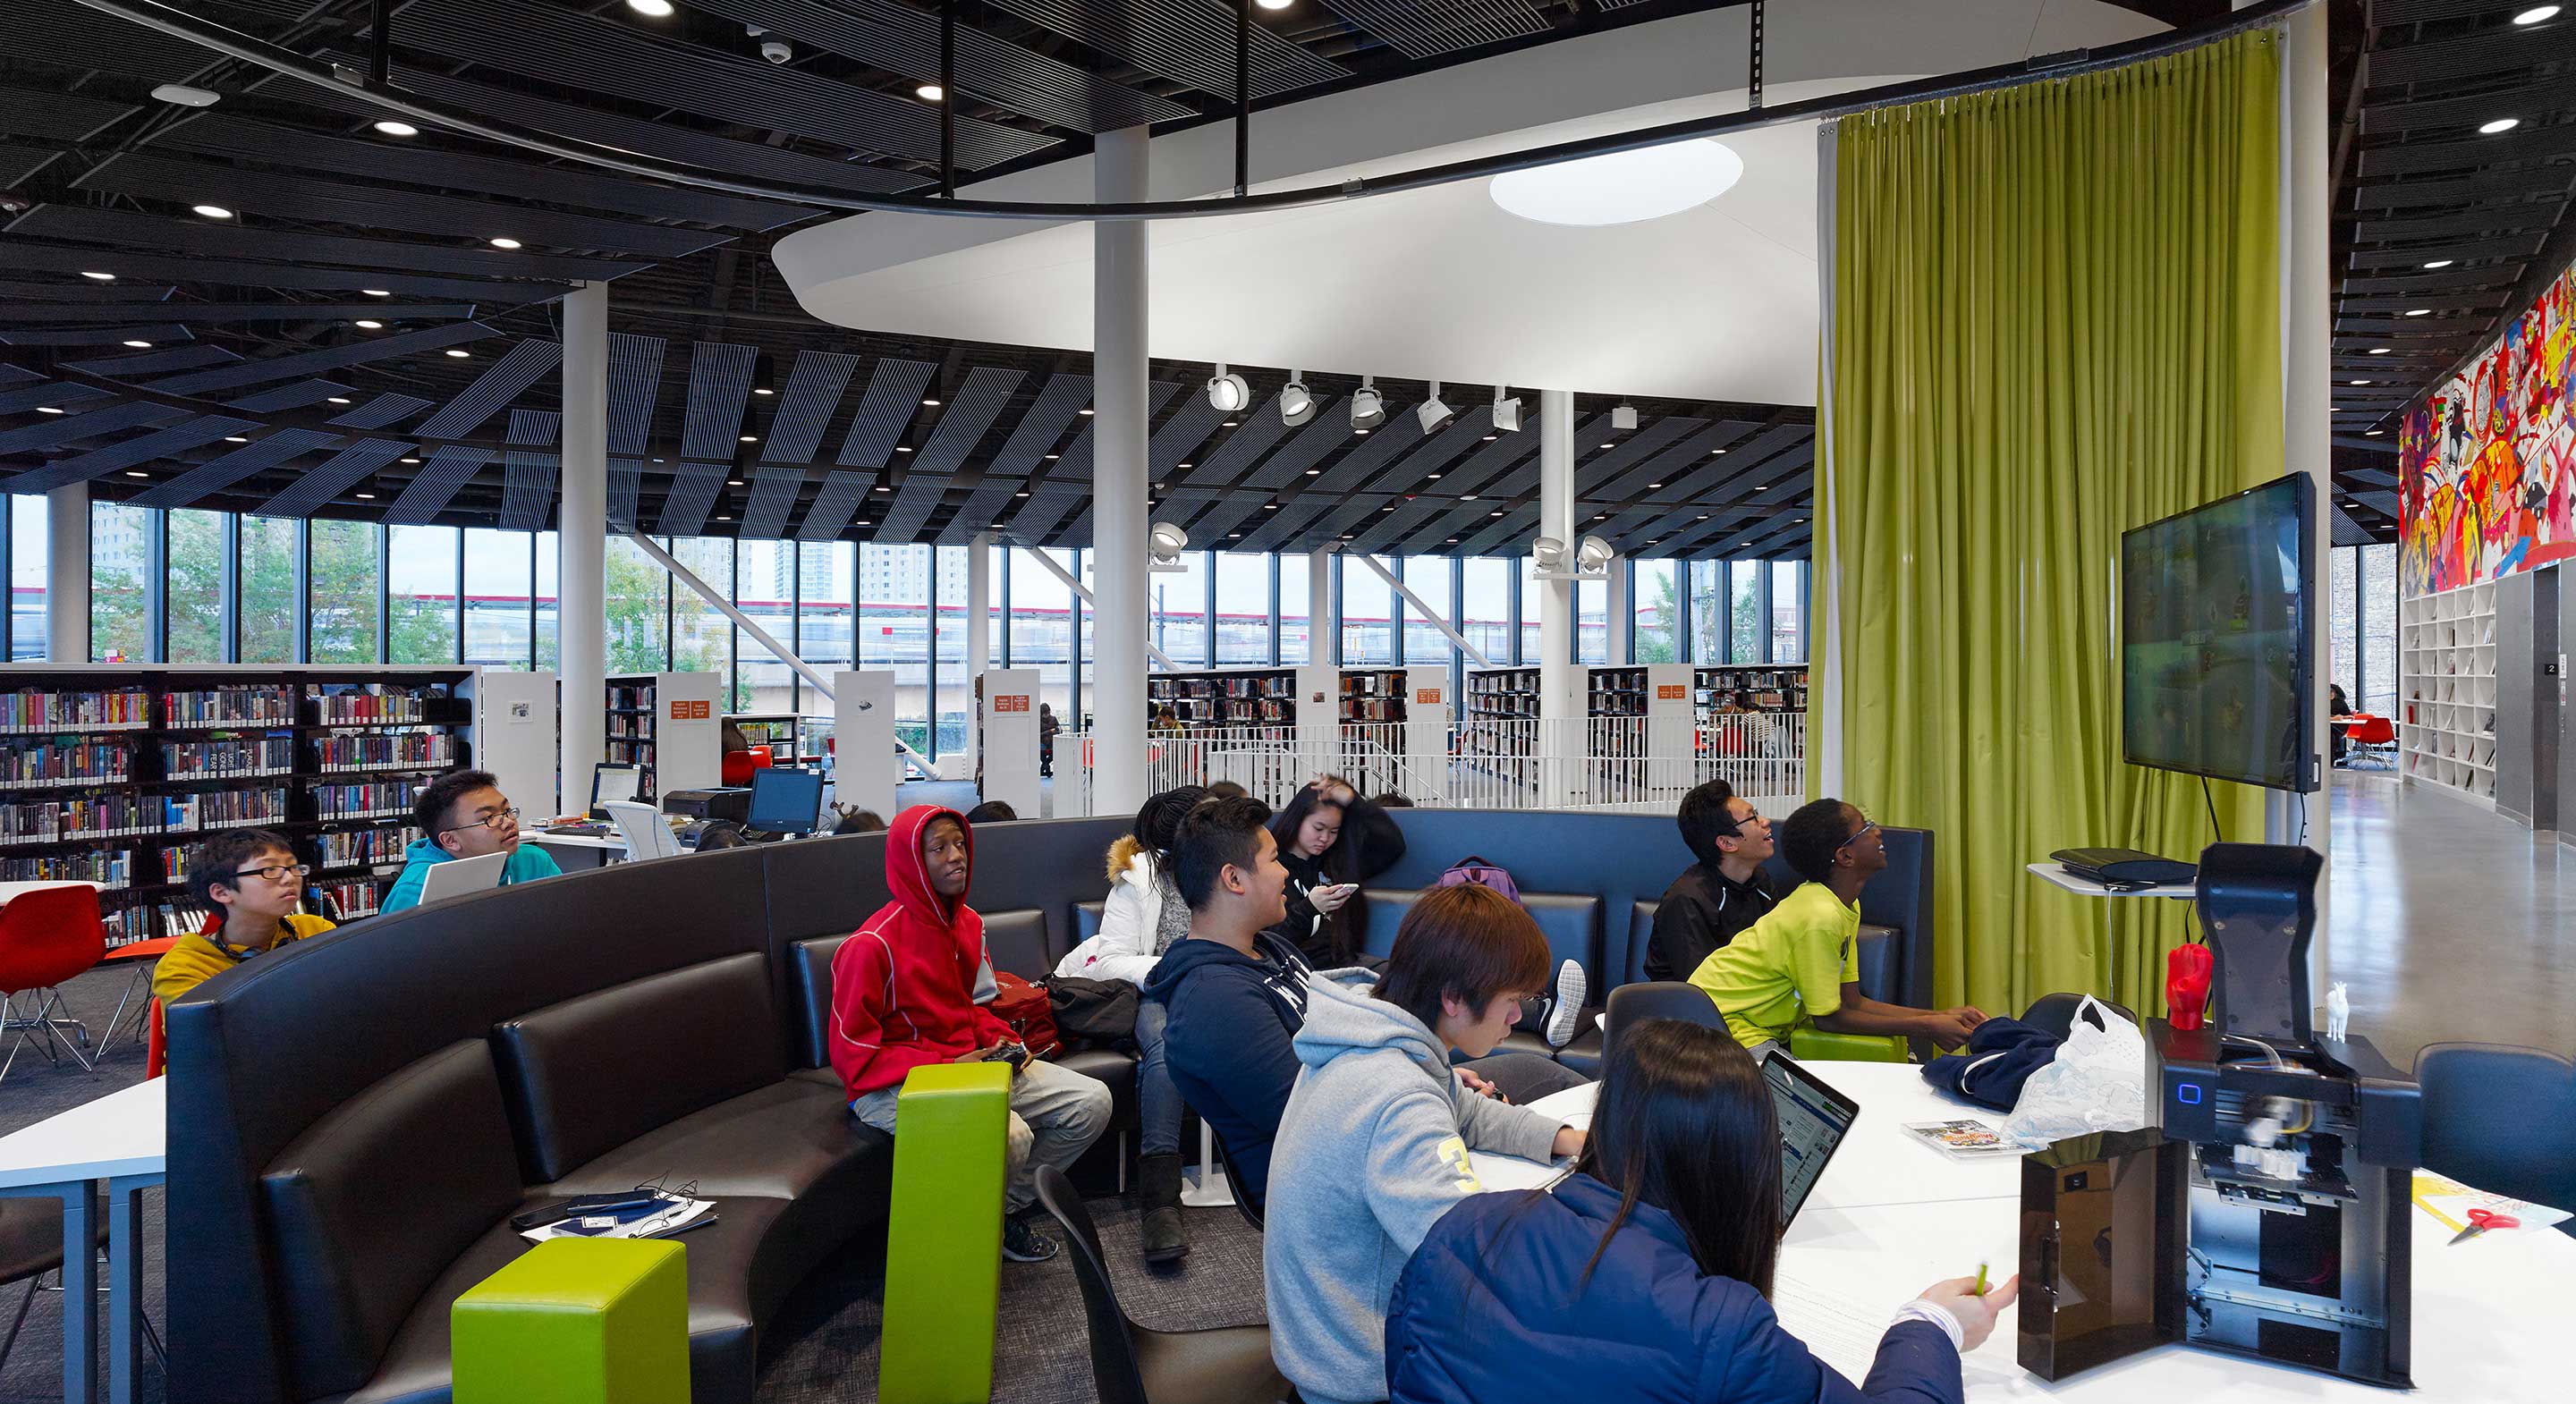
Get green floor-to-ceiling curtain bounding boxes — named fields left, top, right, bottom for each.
left=1820, top=29, right=2280, bottom=1019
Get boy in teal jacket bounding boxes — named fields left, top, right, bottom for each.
left=379, top=769, right=562, bottom=915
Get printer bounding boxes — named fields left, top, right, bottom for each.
left=662, top=787, right=750, bottom=826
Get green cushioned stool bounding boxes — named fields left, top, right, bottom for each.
left=880, top=1061, right=1013, bottom=1404
left=452, top=1237, right=690, bottom=1404
left=1789, top=1027, right=1911, bottom=1063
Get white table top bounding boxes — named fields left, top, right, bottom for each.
left=0, top=879, right=106, bottom=905
left=2025, top=863, right=2195, bottom=900
left=526, top=832, right=628, bottom=851
left=1479, top=1061, right=2023, bottom=1211
left=0, top=1077, right=165, bottom=1189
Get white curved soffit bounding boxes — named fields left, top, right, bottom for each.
left=775, top=0, right=2167, bottom=406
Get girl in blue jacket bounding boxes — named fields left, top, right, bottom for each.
left=1385, top=1019, right=2019, bottom=1404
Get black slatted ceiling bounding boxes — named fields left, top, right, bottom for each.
left=129, top=427, right=340, bottom=511
left=835, top=359, right=940, bottom=469
left=793, top=471, right=872, bottom=543
left=1373, top=411, right=1508, bottom=495
left=0, top=0, right=221, bottom=83
left=980, top=0, right=1348, bottom=99
left=607, top=459, right=644, bottom=531
left=0, top=239, right=571, bottom=301
left=0, top=324, right=193, bottom=345
left=1598, top=420, right=1747, bottom=500
left=608, top=334, right=668, bottom=458
left=0, top=401, right=188, bottom=456
left=255, top=439, right=411, bottom=518
left=0, top=382, right=112, bottom=415
left=1246, top=408, right=1375, bottom=489
left=383, top=444, right=497, bottom=525
left=1311, top=408, right=1432, bottom=493
left=0, top=278, right=176, bottom=303
left=914, top=368, right=1027, bottom=475
left=411, top=341, right=564, bottom=442
left=0, top=82, right=138, bottom=140
left=10, top=207, right=648, bottom=283
left=1145, top=393, right=1232, bottom=478
left=499, top=410, right=561, bottom=532
left=64, top=345, right=237, bottom=376
left=146, top=323, right=496, bottom=396
left=760, top=351, right=861, bottom=465
left=656, top=462, right=731, bottom=537
left=12, top=412, right=262, bottom=494
left=1182, top=391, right=1304, bottom=487
left=739, top=466, right=808, bottom=540
left=227, top=381, right=355, bottom=414
left=681, top=342, right=759, bottom=461
left=332, top=393, right=435, bottom=431
left=1318, top=0, right=1552, bottom=60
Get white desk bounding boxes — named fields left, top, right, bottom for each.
left=526, top=831, right=627, bottom=871
left=0, top=879, right=107, bottom=906
left=1478, top=1062, right=2023, bottom=1210
left=0, top=1076, right=165, bottom=1404
left=2025, top=863, right=2194, bottom=901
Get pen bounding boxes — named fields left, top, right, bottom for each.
left=1974, top=1262, right=1989, bottom=1297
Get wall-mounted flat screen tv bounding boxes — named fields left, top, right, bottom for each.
left=2120, top=473, right=2317, bottom=793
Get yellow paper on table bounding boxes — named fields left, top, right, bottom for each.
left=2411, top=1171, right=2572, bottom=1235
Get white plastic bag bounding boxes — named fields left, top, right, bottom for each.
left=2002, top=995, right=2150, bottom=1149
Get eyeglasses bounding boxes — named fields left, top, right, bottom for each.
left=1716, top=808, right=1767, bottom=836
left=1837, top=821, right=1881, bottom=850
left=229, top=863, right=310, bottom=884
left=440, top=807, right=521, bottom=835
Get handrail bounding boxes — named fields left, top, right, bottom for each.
left=72, top=0, right=2310, bottom=224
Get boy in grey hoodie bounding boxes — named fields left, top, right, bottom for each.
left=1265, top=886, right=1588, bottom=1404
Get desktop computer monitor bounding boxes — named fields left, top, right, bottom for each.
left=745, top=766, right=826, bottom=837
left=589, top=764, right=641, bottom=819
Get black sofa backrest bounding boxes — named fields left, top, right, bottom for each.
left=257, top=1038, right=527, bottom=1400
left=492, top=952, right=788, bottom=1185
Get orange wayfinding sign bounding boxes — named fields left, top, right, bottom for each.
left=1657, top=684, right=1687, bottom=701
left=994, top=695, right=1031, bottom=713
left=669, top=699, right=711, bottom=720
left=1415, top=688, right=1443, bottom=706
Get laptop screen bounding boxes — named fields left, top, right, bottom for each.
left=590, top=765, right=640, bottom=811
left=1764, top=1052, right=1862, bottom=1224
left=746, top=766, right=825, bottom=835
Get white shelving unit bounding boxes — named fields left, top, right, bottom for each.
left=2399, top=579, right=2497, bottom=807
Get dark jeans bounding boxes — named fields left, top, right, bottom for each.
left=1456, top=1051, right=1589, bottom=1103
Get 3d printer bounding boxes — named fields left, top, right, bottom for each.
left=2019, top=843, right=2422, bottom=1387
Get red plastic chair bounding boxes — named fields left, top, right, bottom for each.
left=2346, top=714, right=2399, bottom=769
left=720, top=744, right=774, bottom=787
left=0, top=885, right=108, bottom=1084
left=146, top=998, right=165, bottom=1081
left=91, top=935, right=179, bottom=1063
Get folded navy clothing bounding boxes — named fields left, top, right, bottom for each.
left=1921, top=1016, right=2063, bottom=1112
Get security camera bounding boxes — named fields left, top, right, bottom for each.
left=760, top=38, right=792, bottom=64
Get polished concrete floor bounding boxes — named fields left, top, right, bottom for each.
left=2325, top=770, right=2575, bottom=1061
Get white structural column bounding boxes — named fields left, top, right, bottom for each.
left=1309, top=546, right=1336, bottom=665
left=1537, top=390, right=1580, bottom=798
left=46, top=481, right=87, bottom=662
left=962, top=530, right=993, bottom=775
left=560, top=282, right=609, bottom=799
left=2275, top=0, right=2333, bottom=995
left=1090, top=126, right=1152, bottom=817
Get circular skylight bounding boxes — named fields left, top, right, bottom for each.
left=1489, top=140, right=1744, bottom=226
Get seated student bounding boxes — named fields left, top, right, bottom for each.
left=963, top=799, right=1018, bottom=825
left=1689, top=799, right=1986, bottom=1053
left=379, top=769, right=563, bottom=916
left=1267, top=774, right=1405, bottom=968
left=1203, top=780, right=1250, bottom=801
left=1055, top=785, right=1209, bottom=1264
left=1385, top=1018, right=2015, bottom=1404
left=830, top=806, right=888, bottom=835
left=153, top=829, right=336, bottom=1002
left=829, top=806, right=1111, bottom=1264
left=1266, top=884, right=1589, bottom=1404
left=1644, top=779, right=1785, bottom=983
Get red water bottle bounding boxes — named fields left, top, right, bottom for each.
left=2166, top=943, right=2214, bottom=1031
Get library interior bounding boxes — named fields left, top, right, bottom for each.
left=0, top=2, right=2571, bottom=1404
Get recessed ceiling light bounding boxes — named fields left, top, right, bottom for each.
left=2422, top=259, right=2453, bottom=269
left=373, top=120, right=419, bottom=137
left=1697, top=514, right=1708, bottom=520
left=752, top=386, right=774, bottom=396
left=152, top=83, right=220, bottom=107
left=626, top=0, right=674, bottom=14
left=741, top=435, right=760, bottom=444
left=1265, top=503, right=1279, bottom=510
left=1078, top=408, right=1094, bottom=416
left=1307, top=468, right=1321, bottom=475
left=2364, top=429, right=2384, bottom=436
left=652, top=458, right=665, bottom=463
left=123, top=469, right=149, bottom=478
left=1428, top=473, right=1443, bottom=480
left=894, top=445, right=911, bottom=452
left=1231, top=532, right=1243, bottom=538
left=1016, top=492, right=1030, bottom=498
left=917, top=83, right=945, bottom=102
left=1648, top=482, right=1662, bottom=489
left=362, top=288, right=391, bottom=296
left=1044, top=453, right=1059, bottom=460
left=191, top=204, right=233, bottom=219
left=1177, top=462, right=1193, bottom=469
left=80, top=270, right=114, bottom=282
left=716, top=515, right=731, bottom=521
left=122, top=339, right=152, bottom=348
left=1482, top=435, right=1497, bottom=442
left=2351, top=380, right=2372, bottom=386
left=1490, top=511, right=1504, bottom=517
left=2479, top=117, right=2521, bottom=135
left=2515, top=6, right=2561, bottom=23
left=2406, top=309, right=2430, bottom=317
left=1355, top=428, right=1370, bottom=436
left=1492, top=140, right=1744, bottom=225
left=1221, top=421, right=1238, bottom=428
left=356, top=492, right=376, bottom=499
left=326, top=396, right=352, bottom=404
left=489, top=237, right=522, bottom=249
left=2368, top=347, right=2390, bottom=354
left=1258, top=0, right=1293, bottom=10
left=726, top=478, right=745, bottom=486
left=876, top=486, right=891, bottom=493
left=35, top=406, right=62, bottom=414
left=922, top=397, right=941, bottom=406
left=1446, top=537, right=1459, bottom=544
left=401, top=456, right=420, bottom=463
left=354, top=319, right=382, bottom=329
left=1462, top=495, right=1479, bottom=502
left=446, top=348, right=470, bottom=357
left=224, top=436, right=247, bottom=443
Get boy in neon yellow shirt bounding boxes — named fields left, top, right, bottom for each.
left=1688, top=799, right=1986, bottom=1052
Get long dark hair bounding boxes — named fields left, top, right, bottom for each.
left=1136, top=785, right=1209, bottom=868
left=1578, top=1019, right=1781, bottom=1294
left=1267, top=777, right=1362, bottom=958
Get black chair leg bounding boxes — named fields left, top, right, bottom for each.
left=0, top=1278, right=37, bottom=1373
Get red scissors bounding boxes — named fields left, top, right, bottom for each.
left=2448, top=1207, right=2520, bottom=1245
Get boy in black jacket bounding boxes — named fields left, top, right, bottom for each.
left=1643, top=779, right=1787, bottom=983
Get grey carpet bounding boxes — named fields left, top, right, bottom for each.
left=0, top=965, right=1271, bottom=1404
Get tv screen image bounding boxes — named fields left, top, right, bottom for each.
left=2120, top=474, right=2316, bottom=792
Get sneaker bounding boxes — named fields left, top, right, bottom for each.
left=1001, top=1215, right=1059, bottom=1263
left=1544, top=960, right=1588, bottom=1049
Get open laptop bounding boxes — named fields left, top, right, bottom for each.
left=1763, top=1050, right=1863, bottom=1224
left=415, top=850, right=508, bottom=907
left=741, top=766, right=826, bottom=842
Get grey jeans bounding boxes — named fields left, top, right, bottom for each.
left=852, top=1058, right=1116, bottom=1214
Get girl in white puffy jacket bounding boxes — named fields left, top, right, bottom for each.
left=1053, top=785, right=1208, bottom=1263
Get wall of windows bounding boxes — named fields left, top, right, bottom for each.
left=2328, top=544, right=2401, bottom=715
left=1635, top=560, right=1677, bottom=664
left=5, top=495, right=47, bottom=661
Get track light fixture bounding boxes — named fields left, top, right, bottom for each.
left=1280, top=371, right=1317, bottom=427
left=151, top=83, right=220, bottom=107
left=1148, top=520, right=1191, bottom=571
left=1492, top=385, right=1521, bottom=433
left=1611, top=403, right=1639, bottom=431
left=1207, top=363, right=1251, bottom=413
left=1417, top=380, right=1454, bottom=434
left=1532, top=533, right=1616, bottom=580
left=1351, top=376, right=1385, bottom=430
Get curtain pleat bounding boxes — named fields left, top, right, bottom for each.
left=1824, top=31, right=2282, bottom=1019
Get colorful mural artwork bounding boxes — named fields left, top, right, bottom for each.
left=2399, top=258, right=2576, bottom=596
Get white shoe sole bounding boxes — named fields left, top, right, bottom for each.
left=1546, top=959, right=1587, bottom=1048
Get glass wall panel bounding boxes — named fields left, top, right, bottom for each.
left=1689, top=560, right=1726, bottom=661
left=1521, top=555, right=1541, bottom=662
left=464, top=529, right=533, bottom=670
left=733, top=538, right=795, bottom=713
left=1462, top=558, right=1512, bottom=663
left=796, top=541, right=856, bottom=687
left=2329, top=546, right=2360, bottom=706
left=935, top=546, right=969, bottom=758
left=2361, top=543, right=2398, bottom=715
left=1077, top=549, right=1095, bottom=727
left=1730, top=561, right=1762, bottom=663
left=1576, top=579, right=1606, bottom=664
left=668, top=536, right=732, bottom=679
left=1214, top=552, right=1270, bottom=664
left=387, top=525, right=460, bottom=664
left=1401, top=556, right=1452, bottom=665
left=604, top=533, right=669, bottom=672
left=240, top=517, right=296, bottom=665
left=8, top=495, right=44, bottom=661
left=309, top=520, right=382, bottom=664
left=1770, top=560, right=1805, bottom=663
left=90, top=503, right=152, bottom=662
left=1008, top=547, right=1074, bottom=722
left=1277, top=553, right=1309, bottom=664
left=1150, top=551, right=1210, bottom=666
left=166, top=509, right=226, bottom=664
left=535, top=531, right=560, bottom=671
left=1634, top=560, right=1678, bottom=663
left=1342, top=556, right=1394, bottom=664
left=862, top=545, right=931, bottom=753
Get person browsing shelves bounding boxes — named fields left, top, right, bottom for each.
left=1385, top=1018, right=2016, bottom=1404
left=1689, top=799, right=1986, bottom=1053
left=1644, top=779, right=1786, bottom=983
left=152, top=829, right=336, bottom=1002
left=378, top=768, right=562, bottom=916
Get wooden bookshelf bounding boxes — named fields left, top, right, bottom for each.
left=1693, top=665, right=1809, bottom=716
left=1146, top=667, right=1299, bottom=729
left=2400, top=580, right=2496, bottom=806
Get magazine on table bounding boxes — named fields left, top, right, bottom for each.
left=520, top=1195, right=717, bottom=1243
left=1901, top=1118, right=2020, bottom=1159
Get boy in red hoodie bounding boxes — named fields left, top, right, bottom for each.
left=830, top=805, right=1113, bottom=1262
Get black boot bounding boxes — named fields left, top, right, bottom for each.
left=1139, top=1153, right=1189, bottom=1264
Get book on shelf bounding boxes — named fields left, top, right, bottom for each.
left=162, top=787, right=290, bottom=833
left=310, top=729, right=455, bottom=774
left=0, top=737, right=133, bottom=789
left=1, top=794, right=162, bottom=843
left=1, top=849, right=135, bottom=886
left=161, top=733, right=296, bottom=780
left=164, top=685, right=296, bottom=728
left=1, top=687, right=152, bottom=732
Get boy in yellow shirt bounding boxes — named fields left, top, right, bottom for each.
left=1687, top=799, right=1985, bottom=1052
left=152, top=829, right=336, bottom=1003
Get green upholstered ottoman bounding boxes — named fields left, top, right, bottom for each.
left=879, top=1061, right=1013, bottom=1404
left=1789, top=1028, right=1911, bottom=1063
left=452, top=1237, right=691, bottom=1404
